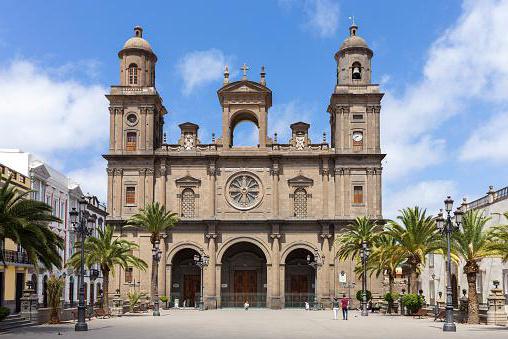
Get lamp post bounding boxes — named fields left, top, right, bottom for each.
left=435, top=197, right=463, bottom=332
left=69, top=198, right=94, bottom=332
left=360, top=241, right=370, bottom=316
left=194, top=252, right=209, bottom=311
left=307, top=250, right=322, bottom=310
left=152, top=240, right=162, bottom=316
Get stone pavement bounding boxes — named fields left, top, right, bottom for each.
left=2, top=309, right=507, bottom=339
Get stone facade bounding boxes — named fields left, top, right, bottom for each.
left=105, top=24, right=386, bottom=309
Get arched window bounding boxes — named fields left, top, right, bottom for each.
left=126, top=132, right=137, bottom=151
left=128, top=63, right=138, bottom=85
left=294, top=188, right=308, bottom=218
left=352, top=62, right=362, bottom=80
left=181, top=188, right=196, bottom=218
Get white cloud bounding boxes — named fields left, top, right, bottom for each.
left=68, top=158, right=107, bottom=202
left=0, top=60, right=108, bottom=157
left=459, top=111, right=508, bottom=161
left=303, top=0, right=340, bottom=38
left=382, top=0, right=508, bottom=180
left=268, top=101, right=314, bottom=143
left=177, top=49, right=231, bottom=95
left=384, top=180, right=458, bottom=220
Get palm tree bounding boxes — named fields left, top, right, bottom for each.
left=387, top=207, right=443, bottom=294
left=488, top=212, right=508, bottom=262
left=367, top=233, right=406, bottom=295
left=451, top=209, right=496, bottom=324
left=335, top=216, right=383, bottom=261
left=127, top=202, right=179, bottom=309
left=67, top=225, right=147, bottom=309
left=0, top=176, right=64, bottom=270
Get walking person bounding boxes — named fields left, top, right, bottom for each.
left=340, top=294, right=349, bottom=320
left=332, top=297, right=339, bottom=320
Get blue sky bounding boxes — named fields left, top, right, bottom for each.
left=1, top=0, right=507, bottom=218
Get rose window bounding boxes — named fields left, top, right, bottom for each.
left=227, top=173, right=262, bottom=210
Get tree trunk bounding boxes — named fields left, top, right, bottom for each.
left=102, top=268, right=110, bottom=311
left=466, top=268, right=479, bottom=324
left=409, top=263, right=419, bottom=294
left=389, top=274, right=394, bottom=295
left=151, top=254, right=159, bottom=306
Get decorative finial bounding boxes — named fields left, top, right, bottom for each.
left=323, top=131, right=326, bottom=143
left=348, top=16, right=358, bottom=36
left=274, top=132, right=278, bottom=143
left=241, top=63, right=249, bottom=80
left=134, top=26, right=143, bottom=38
left=223, top=65, right=229, bottom=85
left=260, top=65, right=266, bottom=86
left=163, top=132, right=167, bottom=143
left=212, top=132, right=216, bottom=143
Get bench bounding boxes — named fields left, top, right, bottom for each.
left=413, top=308, right=427, bottom=319
left=95, top=308, right=111, bottom=319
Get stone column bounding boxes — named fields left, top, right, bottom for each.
left=138, top=168, right=146, bottom=208
left=107, top=168, right=114, bottom=216
left=108, top=107, right=115, bottom=151
left=159, top=236, right=167, bottom=297
left=146, top=107, right=154, bottom=150
left=343, top=168, right=351, bottom=217
left=139, top=107, right=146, bottom=151
left=270, top=230, right=282, bottom=309
left=208, top=160, right=217, bottom=217
left=205, top=227, right=218, bottom=309
left=114, top=169, right=123, bottom=217
left=322, top=165, right=330, bottom=218
left=259, top=106, right=267, bottom=148
left=334, top=167, right=343, bottom=217
left=146, top=168, right=154, bottom=204
left=157, top=162, right=167, bottom=208
left=271, top=159, right=280, bottom=217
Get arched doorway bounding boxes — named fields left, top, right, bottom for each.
left=171, top=248, right=201, bottom=308
left=284, top=248, right=315, bottom=308
left=42, top=275, right=48, bottom=308
left=220, top=242, right=267, bottom=308
left=451, top=274, right=458, bottom=308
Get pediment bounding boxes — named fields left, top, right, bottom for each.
left=30, top=162, right=51, bottom=180
left=287, top=175, right=314, bottom=187
left=175, top=175, right=201, bottom=186
left=218, top=80, right=271, bottom=94
left=69, top=184, right=84, bottom=197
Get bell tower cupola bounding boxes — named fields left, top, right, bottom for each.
left=335, top=23, right=373, bottom=85
left=118, top=26, right=157, bottom=87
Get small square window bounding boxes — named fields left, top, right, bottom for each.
left=353, top=114, right=363, bottom=120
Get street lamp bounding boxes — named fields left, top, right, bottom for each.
left=194, top=252, right=209, bottom=311
left=152, top=240, right=162, bottom=316
left=69, top=198, right=94, bottom=332
left=307, top=250, right=322, bottom=310
left=436, top=197, right=463, bottom=332
left=360, top=241, right=370, bottom=316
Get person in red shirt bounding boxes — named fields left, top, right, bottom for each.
left=340, top=294, right=349, bottom=320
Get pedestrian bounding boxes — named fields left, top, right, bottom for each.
left=244, top=300, right=250, bottom=310
left=332, top=297, right=339, bottom=320
left=340, top=294, right=349, bottom=320
left=305, top=301, right=310, bottom=311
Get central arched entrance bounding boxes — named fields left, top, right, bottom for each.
left=171, top=248, right=201, bottom=308
left=284, top=248, right=315, bottom=308
left=220, top=242, right=267, bottom=308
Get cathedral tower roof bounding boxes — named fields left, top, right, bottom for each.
left=119, top=26, right=156, bottom=60
left=338, top=23, right=372, bottom=55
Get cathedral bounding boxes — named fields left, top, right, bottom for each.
left=104, top=24, right=385, bottom=309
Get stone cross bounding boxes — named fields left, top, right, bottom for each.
left=241, top=63, right=249, bottom=80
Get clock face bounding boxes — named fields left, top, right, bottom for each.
left=352, top=132, right=363, bottom=142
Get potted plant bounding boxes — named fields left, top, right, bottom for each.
left=127, top=291, right=145, bottom=313
left=384, top=292, right=399, bottom=314
left=401, top=293, right=423, bottom=315
left=160, top=295, right=169, bottom=310
left=356, top=290, right=372, bottom=309
left=47, top=274, right=65, bottom=324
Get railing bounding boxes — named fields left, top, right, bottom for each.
left=1, top=249, right=31, bottom=265
left=284, top=293, right=315, bottom=308
left=467, top=196, right=490, bottom=210
left=220, top=293, right=267, bottom=308
left=496, top=186, right=508, bottom=201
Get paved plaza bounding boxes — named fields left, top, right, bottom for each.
left=2, top=310, right=507, bottom=339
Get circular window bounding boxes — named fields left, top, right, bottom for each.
left=226, top=172, right=263, bottom=210
left=126, top=113, right=138, bottom=126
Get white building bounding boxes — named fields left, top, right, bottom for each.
left=419, top=185, right=508, bottom=307
left=0, top=149, right=106, bottom=308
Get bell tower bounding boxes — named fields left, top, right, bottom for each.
left=107, top=26, right=166, bottom=154
left=328, top=23, right=382, bottom=154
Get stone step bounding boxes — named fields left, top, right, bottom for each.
left=0, top=320, right=35, bottom=332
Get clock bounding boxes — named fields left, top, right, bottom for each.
left=352, top=131, right=363, bottom=142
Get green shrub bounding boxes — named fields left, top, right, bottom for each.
left=356, top=290, right=372, bottom=302
left=160, top=295, right=169, bottom=303
left=0, top=306, right=10, bottom=321
left=384, top=292, right=400, bottom=303
left=402, top=293, right=423, bottom=314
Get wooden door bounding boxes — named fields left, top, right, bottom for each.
left=234, top=270, right=257, bottom=306
left=290, top=274, right=309, bottom=294
left=183, top=274, right=200, bottom=307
